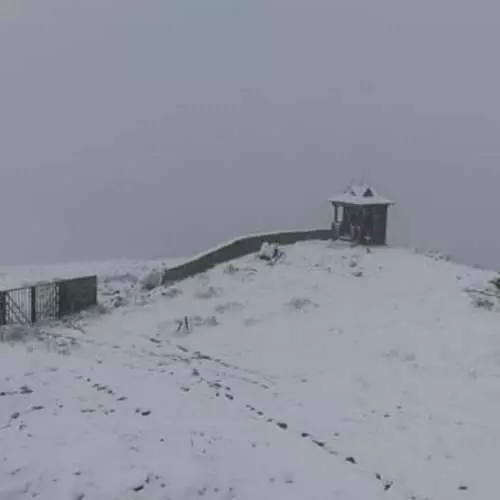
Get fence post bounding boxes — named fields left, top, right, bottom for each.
left=0, top=292, right=6, bottom=326
left=30, top=286, right=37, bottom=324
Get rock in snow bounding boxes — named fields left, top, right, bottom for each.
left=141, top=270, right=164, bottom=291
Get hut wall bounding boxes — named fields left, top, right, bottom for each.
left=372, top=205, right=388, bottom=245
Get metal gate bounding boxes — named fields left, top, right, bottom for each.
left=0, top=283, right=59, bottom=325
left=34, top=283, right=60, bottom=322
left=0, top=287, right=31, bottom=325
left=0, top=276, right=97, bottom=327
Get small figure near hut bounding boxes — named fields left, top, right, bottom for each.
left=329, top=184, right=394, bottom=246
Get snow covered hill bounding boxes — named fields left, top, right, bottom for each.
left=1, top=242, right=500, bottom=500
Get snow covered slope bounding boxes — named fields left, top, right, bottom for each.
left=1, top=242, right=499, bottom=500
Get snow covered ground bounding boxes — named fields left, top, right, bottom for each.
left=1, top=242, right=500, bottom=500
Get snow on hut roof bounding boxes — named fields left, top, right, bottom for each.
left=328, top=184, right=394, bottom=206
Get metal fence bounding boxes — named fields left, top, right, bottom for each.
left=0, top=276, right=97, bottom=326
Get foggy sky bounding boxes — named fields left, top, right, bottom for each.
left=1, top=0, right=500, bottom=268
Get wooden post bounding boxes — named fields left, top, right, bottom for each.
left=30, top=286, right=37, bottom=324
left=0, top=292, right=6, bottom=326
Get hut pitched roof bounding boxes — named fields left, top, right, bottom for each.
left=329, top=184, right=394, bottom=206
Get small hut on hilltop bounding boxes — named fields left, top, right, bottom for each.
left=329, top=185, right=394, bottom=245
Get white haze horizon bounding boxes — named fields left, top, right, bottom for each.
left=1, top=1, right=499, bottom=269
